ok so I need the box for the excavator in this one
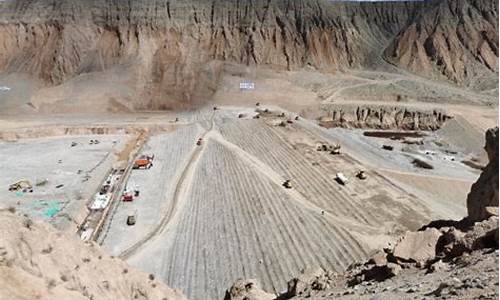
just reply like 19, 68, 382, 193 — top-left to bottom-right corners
9, 180, 33, 193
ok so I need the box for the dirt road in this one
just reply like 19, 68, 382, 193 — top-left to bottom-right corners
118, 113, 216, 259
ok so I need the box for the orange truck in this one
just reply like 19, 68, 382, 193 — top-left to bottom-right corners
133, 155, 154, 169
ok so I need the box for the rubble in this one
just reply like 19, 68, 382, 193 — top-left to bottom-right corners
224, 279, 275, 300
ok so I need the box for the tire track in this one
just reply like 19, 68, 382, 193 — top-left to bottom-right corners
118, 113, 215, 260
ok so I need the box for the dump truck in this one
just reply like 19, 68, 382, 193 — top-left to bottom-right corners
9, 180, 33, 193
335, 173, 348, 185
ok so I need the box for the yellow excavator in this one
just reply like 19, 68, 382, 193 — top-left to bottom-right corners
9, 180, 33, 193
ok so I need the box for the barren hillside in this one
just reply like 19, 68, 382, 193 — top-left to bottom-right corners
0, 0, 497, 112
0, 209, 186, 300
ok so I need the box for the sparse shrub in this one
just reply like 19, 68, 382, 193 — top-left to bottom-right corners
7, 206, 16, 213
123, 268, 128, 274
148, 274, 155, 281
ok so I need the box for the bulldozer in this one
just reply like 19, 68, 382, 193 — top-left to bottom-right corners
9, 180, 33, 193
282, 180, 292, 189
330, 144, 341, 155
356, 170, 368, 180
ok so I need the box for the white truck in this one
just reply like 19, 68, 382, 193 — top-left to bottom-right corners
335, 173, 348, 185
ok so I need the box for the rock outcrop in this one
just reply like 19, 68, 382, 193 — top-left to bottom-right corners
0, 210, 186, 300
319, 104, 452, 130
224, 279, 275, 300
467, 127, 499, 222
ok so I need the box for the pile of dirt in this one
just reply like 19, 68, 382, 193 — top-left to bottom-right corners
0, 209, 186, 300
225, 127, 499, 300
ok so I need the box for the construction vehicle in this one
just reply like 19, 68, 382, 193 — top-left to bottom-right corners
283, 180, 292, 189
133, 155, 153, 169
9, 180, 33, 193
356, 170, 367, 180
196, 138, 203, 146
335, 173, 348, 185
330, 144, 341, 155
122, 192, 134, 202
127, 211, 137, 226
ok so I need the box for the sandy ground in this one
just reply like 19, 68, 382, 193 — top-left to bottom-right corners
0, 135, 128, 230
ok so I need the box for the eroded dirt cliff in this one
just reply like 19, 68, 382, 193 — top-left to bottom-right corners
0, 0, 497, 111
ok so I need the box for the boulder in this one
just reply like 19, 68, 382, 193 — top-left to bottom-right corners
428, 260, 449, 273
393, 228, 442, 263
437, 217, 499, 258
367, 250, 388, 266
467, 127, 499, 222
286, 266, 331, 297
224, 279, 275, 300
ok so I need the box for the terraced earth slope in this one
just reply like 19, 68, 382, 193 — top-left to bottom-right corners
0, 0, 497, 112
121, 111, 454, 300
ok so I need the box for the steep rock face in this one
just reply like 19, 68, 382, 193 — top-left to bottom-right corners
0, 210, 186, 300
0, 0, 497, 110
467, 127, 499, 222
384, 0, 499, 87
319, 104, 451, 130
0, 0, 437, 110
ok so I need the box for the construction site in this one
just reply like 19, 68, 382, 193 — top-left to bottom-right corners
0, 101, 494, 299
0, 0, 498, 299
